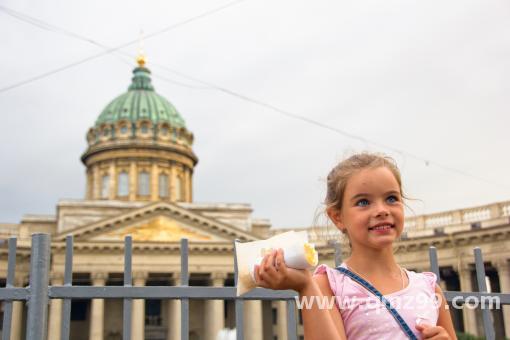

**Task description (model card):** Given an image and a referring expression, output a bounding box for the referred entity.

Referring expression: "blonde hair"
[325,152,405,212]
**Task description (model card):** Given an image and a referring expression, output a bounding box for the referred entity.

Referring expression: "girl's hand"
[416,323,451,339]
[254,248,313,293]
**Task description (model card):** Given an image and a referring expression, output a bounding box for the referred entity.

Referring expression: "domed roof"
[95,60,185,128]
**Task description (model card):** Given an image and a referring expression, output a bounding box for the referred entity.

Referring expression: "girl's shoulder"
[313,263,361,298]
[405,269,438,293]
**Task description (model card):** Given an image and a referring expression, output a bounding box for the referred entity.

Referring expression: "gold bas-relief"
[99,216,211,242]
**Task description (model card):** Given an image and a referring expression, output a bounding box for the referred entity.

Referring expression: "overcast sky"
[1,0,509,229]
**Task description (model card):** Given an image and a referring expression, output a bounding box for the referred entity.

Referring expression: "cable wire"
[0,0,246,93]
[0,4,506,190]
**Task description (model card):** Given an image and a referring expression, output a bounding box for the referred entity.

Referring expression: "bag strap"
[335,266,418,340]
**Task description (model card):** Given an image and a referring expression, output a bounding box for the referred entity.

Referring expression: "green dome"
[95,66,185,128]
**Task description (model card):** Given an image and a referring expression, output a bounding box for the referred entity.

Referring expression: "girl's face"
[329,166,404,251]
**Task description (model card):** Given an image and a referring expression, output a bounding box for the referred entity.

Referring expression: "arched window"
[101,175,109,198]
[138,171,150,196]
[141,124,149,134]
[118,172,129,197]
[175,175,183,201]
[159,174,169,198]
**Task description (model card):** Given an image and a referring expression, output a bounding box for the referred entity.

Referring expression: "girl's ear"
[327,207,346,233]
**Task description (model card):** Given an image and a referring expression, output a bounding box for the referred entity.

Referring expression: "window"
[145,300,162,326]
[160,126,169,136]
[118,172,129,197]
[120,126,128,134]
[175,176,183,201]
[103,129,109,137]
[71,300,89,321]
[141,124,149,134]
[101,175,109,198]
[138,171,150,196]
[159,174,169,198]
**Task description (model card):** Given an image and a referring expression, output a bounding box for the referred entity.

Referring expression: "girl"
[254,153,456,340]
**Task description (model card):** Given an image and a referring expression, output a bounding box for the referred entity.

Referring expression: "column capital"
[50,272,65,285]
[133,271,148,286]
[210,272,227,286]
[91,271,108,285]
[458,262,473,274]
[493,259,509,273]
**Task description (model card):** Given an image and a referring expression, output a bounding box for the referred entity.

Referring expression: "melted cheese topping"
[304,242,318,266]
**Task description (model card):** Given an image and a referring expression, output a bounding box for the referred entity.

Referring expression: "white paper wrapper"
[235,230,318,296]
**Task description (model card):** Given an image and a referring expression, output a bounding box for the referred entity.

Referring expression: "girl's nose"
[374,203,390,218]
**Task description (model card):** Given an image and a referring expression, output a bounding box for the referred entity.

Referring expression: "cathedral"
[0,55,509,340]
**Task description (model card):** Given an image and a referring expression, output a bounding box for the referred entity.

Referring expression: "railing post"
[1,237,17,340]
[181,238,189,340]
[234,240,244,340]
[428,247,440,283]
[26,233,51,340]
[474,247,496,340]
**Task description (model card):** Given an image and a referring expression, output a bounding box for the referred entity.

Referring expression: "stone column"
[108,162,116,200]
[129,162,137,200]
[89,272,107,340]
[93,165,100,199]
[184,168,191,202]
[48,275,64,340]
[458,264,478,336]
[169,164,177,201]
[9,277,25,340]
[167,276,181,340]
[204,272,227,340]
[132,272,147,340]
[495,259,510,339]
[276,300,287,340]
[244,300,263,340]
[151,163,159,201]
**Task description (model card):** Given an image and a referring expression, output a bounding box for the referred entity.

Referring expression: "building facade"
[0,56,509,340]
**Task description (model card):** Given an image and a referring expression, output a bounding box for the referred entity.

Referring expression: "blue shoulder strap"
[335,266,418,340]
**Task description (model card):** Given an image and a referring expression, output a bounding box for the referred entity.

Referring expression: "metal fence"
[0,233,509,340]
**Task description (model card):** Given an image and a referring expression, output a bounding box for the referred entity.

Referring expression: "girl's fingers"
[275,249,287,273]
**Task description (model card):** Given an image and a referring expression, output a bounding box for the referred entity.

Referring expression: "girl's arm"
[255,249,346,340]
[301,273,347,340]
[416,285,457,339]
[435,285,457,339]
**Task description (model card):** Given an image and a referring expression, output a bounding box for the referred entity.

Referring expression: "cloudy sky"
[1,0,509,228]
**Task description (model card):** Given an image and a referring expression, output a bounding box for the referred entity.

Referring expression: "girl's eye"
[356,199,369,207]
[386,195,399,203]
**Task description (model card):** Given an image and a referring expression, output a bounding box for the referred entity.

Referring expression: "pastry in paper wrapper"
[235,230,318,296]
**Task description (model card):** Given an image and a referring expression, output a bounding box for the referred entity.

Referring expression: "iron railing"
[0,233,509,340]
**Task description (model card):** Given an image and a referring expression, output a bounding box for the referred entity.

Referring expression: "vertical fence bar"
[233,240,244,340]
[286,299,298,340]
[474,247,496,340]
[334,241,342,267]
[123,236,133,340]
[1,237,17,340]
[428,247,440,283]
[60,235,73,340]
[26,233,51,340]
[180,238,189,340]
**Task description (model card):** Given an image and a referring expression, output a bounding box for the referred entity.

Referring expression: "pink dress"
[313,263,439,340]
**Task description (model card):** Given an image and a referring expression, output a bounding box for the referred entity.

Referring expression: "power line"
[0,0,246,93]
[0,4,506,190]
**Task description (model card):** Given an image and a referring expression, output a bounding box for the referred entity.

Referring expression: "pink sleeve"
[313,264,339,295]
[421,272,438,293]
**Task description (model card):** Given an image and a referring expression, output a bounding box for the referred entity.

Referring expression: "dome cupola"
[81,55,197,203]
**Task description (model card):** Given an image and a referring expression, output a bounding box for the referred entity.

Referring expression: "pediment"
[55,201,260,243]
